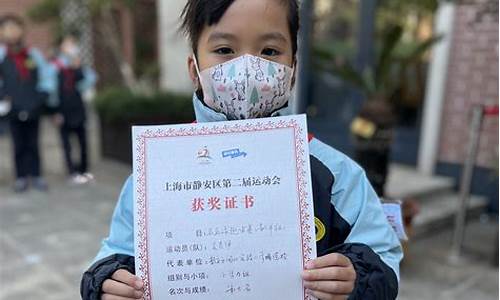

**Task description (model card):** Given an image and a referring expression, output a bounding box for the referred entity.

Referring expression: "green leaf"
[374,25,403,90]
[335,63,371,93]
[362,67,377,96]
[27,0,63,23]
[398,35,443,64]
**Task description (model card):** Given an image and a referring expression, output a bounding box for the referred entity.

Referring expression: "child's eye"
[261,48,281,57]
[214,47,234,55]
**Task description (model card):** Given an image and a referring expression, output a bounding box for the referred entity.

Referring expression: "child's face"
[2,22,23,45]
[60,37,80,57]
[188,0,294,87]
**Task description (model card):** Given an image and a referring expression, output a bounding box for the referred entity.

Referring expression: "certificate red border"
[135,119,314,300]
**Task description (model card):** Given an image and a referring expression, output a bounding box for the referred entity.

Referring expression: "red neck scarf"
[53,58,76,92]
[7,46,30,81]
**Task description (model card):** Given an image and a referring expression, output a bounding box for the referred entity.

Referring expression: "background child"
[52,34,97,185]
[0,14,55,192]
[81,1,402,299]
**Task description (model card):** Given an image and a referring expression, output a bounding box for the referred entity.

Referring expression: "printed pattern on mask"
[199,55,293,120]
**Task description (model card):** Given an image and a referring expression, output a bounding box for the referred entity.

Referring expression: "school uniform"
[81,95,403,300]
[52,55,96,175]
[0,46,56,179]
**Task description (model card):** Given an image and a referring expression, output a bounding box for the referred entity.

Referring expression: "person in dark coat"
[52,34,97,185]
[0,14,56,192]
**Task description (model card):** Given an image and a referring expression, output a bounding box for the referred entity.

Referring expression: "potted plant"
[316,25,441,197]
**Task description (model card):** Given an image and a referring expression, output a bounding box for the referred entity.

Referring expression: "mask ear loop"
[192,54,206,102]
[193,54,203,85]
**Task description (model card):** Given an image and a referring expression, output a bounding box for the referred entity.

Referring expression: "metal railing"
[450,104,499,261]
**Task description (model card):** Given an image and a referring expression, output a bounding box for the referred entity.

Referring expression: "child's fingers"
[303,279,354,295]
[111,269,143,289]
[102,279,143,298]
[302,266,356,281]
[306,253,352,269]
[101,293,142,300]
[305,288,348,300]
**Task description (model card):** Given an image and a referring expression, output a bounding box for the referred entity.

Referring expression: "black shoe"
[13,178,28,193]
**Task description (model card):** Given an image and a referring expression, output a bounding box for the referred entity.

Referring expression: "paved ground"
[399,217,498,300]
[0,114,498,299]
[0,114,131,300]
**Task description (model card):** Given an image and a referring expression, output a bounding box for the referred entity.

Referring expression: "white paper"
[382,202,408,241]
[133,115,317,300]
[0,100,11,117]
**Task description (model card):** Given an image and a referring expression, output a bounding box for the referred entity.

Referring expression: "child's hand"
[301,253,356,300]
[101,269,144,300]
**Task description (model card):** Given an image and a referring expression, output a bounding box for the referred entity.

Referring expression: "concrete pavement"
[0,115,130,299]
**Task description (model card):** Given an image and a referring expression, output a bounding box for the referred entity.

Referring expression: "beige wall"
[157,0,193,95]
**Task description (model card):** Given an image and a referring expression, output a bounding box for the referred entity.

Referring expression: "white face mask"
[194,54,294,120]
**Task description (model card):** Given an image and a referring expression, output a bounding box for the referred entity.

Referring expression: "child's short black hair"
[180,0,299,57]
[0,14,25,28]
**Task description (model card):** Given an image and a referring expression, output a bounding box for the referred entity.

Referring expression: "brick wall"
[0,0,54,55]
[438,1,499,169]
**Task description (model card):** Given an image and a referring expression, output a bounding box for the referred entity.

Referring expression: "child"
[0,14,55,192]
[81,1,402,299]
[0,16,7,135]
[52,34,97,185]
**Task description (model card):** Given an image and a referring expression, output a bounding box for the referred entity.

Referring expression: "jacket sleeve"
[80,176,136,299]
[77,65,98,93]
[80,254,135,300]
[329,243,399,300]
[30,48,56,94]
[29,48,58,110]
[329,156,402,300]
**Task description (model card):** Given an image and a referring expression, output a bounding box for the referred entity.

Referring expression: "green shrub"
[94,87,194,123]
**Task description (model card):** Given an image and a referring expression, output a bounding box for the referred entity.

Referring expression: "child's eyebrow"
[259,32,288,43]
[207,31,238,43]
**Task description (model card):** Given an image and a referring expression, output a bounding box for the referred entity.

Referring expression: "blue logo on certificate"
[222,148,247,159]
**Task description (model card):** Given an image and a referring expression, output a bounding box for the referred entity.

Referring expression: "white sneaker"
[69,174,88,185]
[82,172,95,181]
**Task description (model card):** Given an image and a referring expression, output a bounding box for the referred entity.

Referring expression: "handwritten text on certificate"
[133,115,317,300]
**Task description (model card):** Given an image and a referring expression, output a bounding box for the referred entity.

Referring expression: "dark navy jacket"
[81,95,402,300]
[0,46,55,121]
[51,55,97,128]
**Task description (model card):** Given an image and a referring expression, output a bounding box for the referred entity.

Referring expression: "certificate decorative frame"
[135,119,314,300]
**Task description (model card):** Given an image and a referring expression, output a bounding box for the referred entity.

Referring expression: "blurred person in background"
[0,14,56,192]
[0,16,8,135]
[51,34,97,185]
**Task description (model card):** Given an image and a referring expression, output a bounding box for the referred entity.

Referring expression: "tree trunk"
[98,3,138,91]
